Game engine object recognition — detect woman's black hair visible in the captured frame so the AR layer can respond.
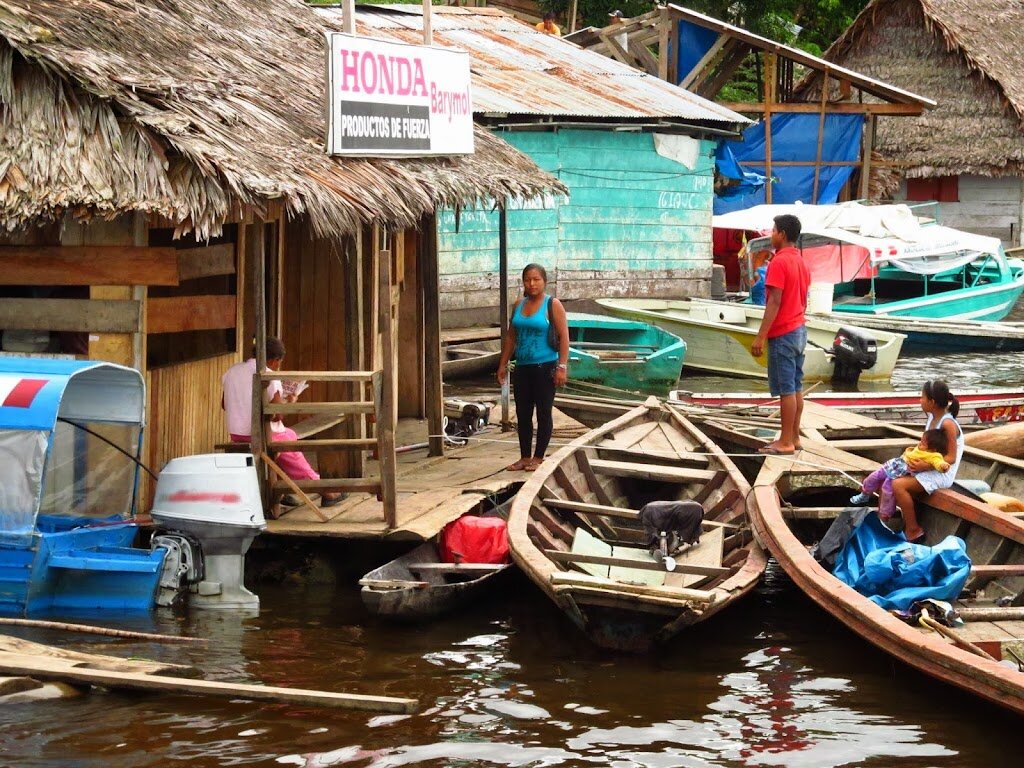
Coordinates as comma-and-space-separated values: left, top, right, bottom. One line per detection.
522, 263, 547, 282
923, 379, 960, 418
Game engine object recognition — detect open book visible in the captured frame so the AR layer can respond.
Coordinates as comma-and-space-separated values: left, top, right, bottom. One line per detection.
281, 379, 308, 399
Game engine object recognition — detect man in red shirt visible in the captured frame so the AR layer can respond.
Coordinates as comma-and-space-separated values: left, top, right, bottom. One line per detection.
751, 214, 810, 455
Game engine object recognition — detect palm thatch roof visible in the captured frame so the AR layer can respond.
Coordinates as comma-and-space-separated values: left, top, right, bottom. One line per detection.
821, 0, 1024, 179
0, 0, 562, 238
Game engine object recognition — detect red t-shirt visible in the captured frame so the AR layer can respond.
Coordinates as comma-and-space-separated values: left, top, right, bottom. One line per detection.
764, 246, 810, 338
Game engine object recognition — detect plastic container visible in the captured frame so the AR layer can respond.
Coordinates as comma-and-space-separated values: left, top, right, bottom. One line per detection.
807, 282, 834, 314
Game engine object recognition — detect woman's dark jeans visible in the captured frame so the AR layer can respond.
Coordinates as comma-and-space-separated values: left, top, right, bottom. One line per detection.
512, 361, 556, 459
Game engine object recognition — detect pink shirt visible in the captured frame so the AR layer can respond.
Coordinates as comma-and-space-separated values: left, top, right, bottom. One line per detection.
222, 358, 281, 437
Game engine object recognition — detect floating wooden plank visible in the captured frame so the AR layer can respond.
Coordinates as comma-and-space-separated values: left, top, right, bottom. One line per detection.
588, 459, 716, 483
0, 298, 141, 333
545, 550, 729, 577
0, 654, 418, 713
176, 243, 235, 281
550, 571, 715, 604
0, 246, 179, 285
0, 636, 199, 677
147, 295, 237, 334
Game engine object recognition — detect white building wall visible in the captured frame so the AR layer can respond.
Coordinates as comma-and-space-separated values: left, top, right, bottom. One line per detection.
894, 175, 1023, 246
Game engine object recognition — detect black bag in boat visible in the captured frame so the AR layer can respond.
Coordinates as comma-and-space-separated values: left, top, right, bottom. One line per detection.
638, 500, 704, 549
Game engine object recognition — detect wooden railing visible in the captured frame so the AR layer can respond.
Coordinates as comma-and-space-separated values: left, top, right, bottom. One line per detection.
253, 369, 397, 526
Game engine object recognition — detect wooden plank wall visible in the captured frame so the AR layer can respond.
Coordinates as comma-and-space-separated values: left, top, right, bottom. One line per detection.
437, 129, 716, 326
142, 352, 238, 507
894, 175, 1023, 246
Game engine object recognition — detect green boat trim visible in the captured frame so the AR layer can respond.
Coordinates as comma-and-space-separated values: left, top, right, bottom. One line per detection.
566, 313, 686, 393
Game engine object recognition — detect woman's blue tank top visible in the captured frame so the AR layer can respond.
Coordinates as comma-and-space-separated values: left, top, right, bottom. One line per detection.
512, 295, 558, 365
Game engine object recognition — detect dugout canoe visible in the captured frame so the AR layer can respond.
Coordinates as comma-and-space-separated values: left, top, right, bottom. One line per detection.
359, 540, 511, 621
507, 398, 767, 652
441, 339, 503, 380
752, 439, 1024, 717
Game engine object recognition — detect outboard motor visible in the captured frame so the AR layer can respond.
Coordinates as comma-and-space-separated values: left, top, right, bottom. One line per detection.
443, 398, 492, 444
150, 453, 266, 610
831, 325, 878, 387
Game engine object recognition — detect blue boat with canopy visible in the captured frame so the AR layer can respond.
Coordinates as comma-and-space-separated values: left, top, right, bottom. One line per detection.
0, 358, 165, 615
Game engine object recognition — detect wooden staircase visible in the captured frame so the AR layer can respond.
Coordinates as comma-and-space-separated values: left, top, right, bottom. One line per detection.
252, 369, 397, 526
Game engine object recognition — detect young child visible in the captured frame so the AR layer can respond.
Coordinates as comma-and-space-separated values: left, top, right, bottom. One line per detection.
850, 429, 950, 519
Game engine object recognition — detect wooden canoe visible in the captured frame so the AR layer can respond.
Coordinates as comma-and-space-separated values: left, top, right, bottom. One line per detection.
359, 540, 511, 621
753, 439, 1024, 716
670, 387, 1024, 427
507, 398, 767, 652
442, 339, 503, 380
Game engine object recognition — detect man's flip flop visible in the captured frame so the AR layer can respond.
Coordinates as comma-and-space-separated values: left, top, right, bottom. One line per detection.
758, 445, 795, 455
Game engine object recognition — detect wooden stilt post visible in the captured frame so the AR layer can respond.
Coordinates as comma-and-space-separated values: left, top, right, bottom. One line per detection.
377, 244, 398, 529
421, 214, 444, 456
812, 73, 829, 203
763, 53, 776, 204
499, 204, 512, 432
250, 223, 268, 507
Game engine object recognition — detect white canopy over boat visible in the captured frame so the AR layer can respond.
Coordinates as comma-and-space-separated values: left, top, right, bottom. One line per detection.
713, 201, 1005, 281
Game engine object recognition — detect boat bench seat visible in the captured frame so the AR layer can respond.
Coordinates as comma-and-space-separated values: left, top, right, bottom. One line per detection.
48, 547, 164, 573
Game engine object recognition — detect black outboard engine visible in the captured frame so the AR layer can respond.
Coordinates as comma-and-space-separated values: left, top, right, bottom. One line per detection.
832, 325, 877, 386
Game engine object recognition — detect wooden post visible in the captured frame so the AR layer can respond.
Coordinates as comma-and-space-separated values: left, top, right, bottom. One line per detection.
569, 0, 578, 33
499, 205, 512, 432
343, 0, 355, 34
423, 0, 432, 45
859, 114, 876, 200
812, 73, 829, 203
657, 7, 670, 81
763, 53, 776, 204
377, 246, 398, 529
421, 214, 444, 456
250, 223, 268, 506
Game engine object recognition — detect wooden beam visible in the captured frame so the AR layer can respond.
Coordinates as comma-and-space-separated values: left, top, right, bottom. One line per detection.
718, 101, 925, 116
176, 243, 236, 281
545, 550, 729, 577
146, 295, 236, 334
860, 114, 876, 199
679, 34, 728, 89
812, 73, 828, 202
377, 246, 398, 528
261, 451, 325, 521
421, 214, 444, 456
0, 654, 417, 713
0, 298, 140, 333
589, 459, 716, 483
0, 246, 179, 286
658, 7, 671, 81
764, 52, 775, 204
264, 402, 375, 416
550, 571, 715, 604
260, 370, 376, 383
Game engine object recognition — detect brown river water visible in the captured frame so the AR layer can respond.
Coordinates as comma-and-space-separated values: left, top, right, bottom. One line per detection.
2, 305, 1023, 766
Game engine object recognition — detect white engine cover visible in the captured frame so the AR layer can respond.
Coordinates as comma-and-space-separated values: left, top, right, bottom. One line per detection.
151, 453, 265, 530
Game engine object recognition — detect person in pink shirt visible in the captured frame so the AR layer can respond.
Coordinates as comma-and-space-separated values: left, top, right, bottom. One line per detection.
222, 338, 343, 507
751, 214, 810, 455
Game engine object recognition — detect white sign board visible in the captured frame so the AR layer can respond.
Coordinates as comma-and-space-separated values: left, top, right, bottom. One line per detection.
325, 33, 474, 156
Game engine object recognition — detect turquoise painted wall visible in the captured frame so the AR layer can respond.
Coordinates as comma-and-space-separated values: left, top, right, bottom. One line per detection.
438, 129, 716, 315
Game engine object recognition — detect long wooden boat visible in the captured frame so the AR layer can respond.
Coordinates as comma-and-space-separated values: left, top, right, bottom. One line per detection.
715, 201, 1024, 325
359, 541, 510, 620
566, 313, 685, 392
442, 339, 503, 380
596, 297, 904, 383
508, 399, 767, 652
816, 312, 1024, 354
670, 387, 1024, 426
753, 439, 1024, 716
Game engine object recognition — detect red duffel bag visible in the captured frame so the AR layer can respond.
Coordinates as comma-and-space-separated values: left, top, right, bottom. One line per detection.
439, 515, 510, 564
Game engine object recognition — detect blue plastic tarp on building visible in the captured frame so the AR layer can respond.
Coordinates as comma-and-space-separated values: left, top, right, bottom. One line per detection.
714, 113, 864, 214
676, 20, 720, 86
832, 513, 972, 611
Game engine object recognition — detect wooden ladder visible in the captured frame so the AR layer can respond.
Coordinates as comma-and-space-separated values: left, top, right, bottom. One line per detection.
252, 369, 397, 526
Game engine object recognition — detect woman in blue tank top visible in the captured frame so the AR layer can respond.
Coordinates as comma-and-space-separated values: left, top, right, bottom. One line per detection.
497, 264, 570, 471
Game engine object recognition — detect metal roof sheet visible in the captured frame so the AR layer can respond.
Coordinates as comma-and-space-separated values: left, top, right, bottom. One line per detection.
314, 6, 750, 125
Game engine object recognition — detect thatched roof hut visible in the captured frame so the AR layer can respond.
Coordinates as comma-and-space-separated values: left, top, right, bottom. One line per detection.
0, 0, 561, 238
820, 0, 1024, 181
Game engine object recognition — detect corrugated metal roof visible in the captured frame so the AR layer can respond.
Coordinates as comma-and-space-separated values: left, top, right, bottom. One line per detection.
313, 6, 750, 126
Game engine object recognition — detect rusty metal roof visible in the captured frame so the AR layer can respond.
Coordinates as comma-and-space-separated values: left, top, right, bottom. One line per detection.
313, 5, 750, 126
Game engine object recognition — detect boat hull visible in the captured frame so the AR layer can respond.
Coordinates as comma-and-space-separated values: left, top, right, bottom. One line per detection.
567, 313, 686, 392
816, 313, 1024, 354
360, 541, 510, 621
0, 523, 164, 616
753, 441, 1024, 717
598, 298, 904, 382
508, 400, 767, 652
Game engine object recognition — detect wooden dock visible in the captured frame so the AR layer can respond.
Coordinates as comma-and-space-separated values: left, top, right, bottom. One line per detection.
266, 407, 588, 540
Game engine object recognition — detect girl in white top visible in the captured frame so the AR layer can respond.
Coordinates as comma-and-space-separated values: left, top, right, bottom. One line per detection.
891, 379, 963, 544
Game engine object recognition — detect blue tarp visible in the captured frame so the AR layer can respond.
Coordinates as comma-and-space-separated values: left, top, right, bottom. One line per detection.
676, 20, 720, 87
833, 514, 972, 611
714, 113, 864, 214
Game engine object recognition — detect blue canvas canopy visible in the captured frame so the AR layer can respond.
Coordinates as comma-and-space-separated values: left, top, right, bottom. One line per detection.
0, 359, 144, 537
